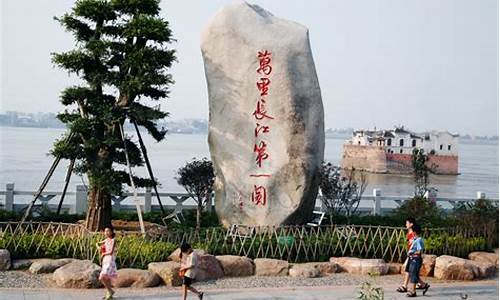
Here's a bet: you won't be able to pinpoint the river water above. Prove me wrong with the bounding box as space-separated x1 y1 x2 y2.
0 127 498 202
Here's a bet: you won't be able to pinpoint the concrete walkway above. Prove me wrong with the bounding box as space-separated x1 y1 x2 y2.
0 281 497 300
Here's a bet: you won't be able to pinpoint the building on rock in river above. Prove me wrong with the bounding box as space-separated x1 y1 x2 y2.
341 126 459 175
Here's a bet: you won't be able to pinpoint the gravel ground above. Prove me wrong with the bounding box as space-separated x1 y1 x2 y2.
0 270 481 290
0 271 52 288
194 274 446 290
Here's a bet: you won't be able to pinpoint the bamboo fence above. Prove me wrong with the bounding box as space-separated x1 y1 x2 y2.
0 222 497 268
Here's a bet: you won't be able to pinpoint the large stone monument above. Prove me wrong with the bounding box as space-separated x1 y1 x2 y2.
201 2 324 227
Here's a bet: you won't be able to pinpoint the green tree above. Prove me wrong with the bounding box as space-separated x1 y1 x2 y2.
411 148 435 197
391 196 445 227
319 162 367 223
51 0 175 231
176 158 215 231
452 198 499 228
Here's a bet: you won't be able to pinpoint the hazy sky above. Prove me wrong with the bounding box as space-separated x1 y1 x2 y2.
1 0 498 135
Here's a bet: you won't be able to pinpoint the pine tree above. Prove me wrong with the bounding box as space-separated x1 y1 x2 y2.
51 0 175 231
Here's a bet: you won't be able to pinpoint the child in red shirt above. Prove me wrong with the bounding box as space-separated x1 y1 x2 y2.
397 218 430 295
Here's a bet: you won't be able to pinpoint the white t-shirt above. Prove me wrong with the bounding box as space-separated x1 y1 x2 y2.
185 252 198 279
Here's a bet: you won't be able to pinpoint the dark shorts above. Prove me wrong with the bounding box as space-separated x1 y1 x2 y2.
408 256 422 284
183 276 194 287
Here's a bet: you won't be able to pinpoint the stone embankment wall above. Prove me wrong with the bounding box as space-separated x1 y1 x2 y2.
341 145 387 173
385 153 413 174
342 145 459 175
427 154 459 175
385 153 458 175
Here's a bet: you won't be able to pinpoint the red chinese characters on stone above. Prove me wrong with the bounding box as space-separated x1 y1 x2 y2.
253 141 269 168
257 50 272 75
251 185 267 206
249 50 274 207
254 123 270 137
256 78 271 96
252 99 274 120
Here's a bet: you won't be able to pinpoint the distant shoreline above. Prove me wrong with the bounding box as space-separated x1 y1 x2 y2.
1 125 498 145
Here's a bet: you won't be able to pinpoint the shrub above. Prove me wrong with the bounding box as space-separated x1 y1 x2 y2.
358 280 384 300
112 211 166 225
0 210 19 221
451 198 499 228
0 210 85 223
391 196 448 227
0 232 92 260
319 162 367 222
424 232 489 258
323 213 405 227
165 210 220 230
0 231 177 269
115 235 177 269
0 209 222 230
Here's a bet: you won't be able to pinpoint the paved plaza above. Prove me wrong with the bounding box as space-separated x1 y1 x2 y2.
0 281 497 300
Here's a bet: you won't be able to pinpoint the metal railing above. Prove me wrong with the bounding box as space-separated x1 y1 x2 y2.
0 183 498 215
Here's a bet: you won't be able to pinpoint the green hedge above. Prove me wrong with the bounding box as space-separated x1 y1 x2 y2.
424 233 489 258
0 223 495 266
0 209 221 229
0 232 177 269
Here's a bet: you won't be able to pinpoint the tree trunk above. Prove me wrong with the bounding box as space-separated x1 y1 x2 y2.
85 184 112 231
196 202 202 232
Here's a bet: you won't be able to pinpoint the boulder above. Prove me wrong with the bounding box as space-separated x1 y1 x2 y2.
0 249 11 270
330 257 388 275
470 260 496 278
468 252 498 267
168 248 182 262
254 258 289 276
434 255 480 280
387 262 402 275
113 268 160 288
420 254 437 277
289 262 337 278
216 255 254 277
402 255 436 276
196 254 224 281
11 259 33 270
52 260 101 288
29 258 75 274
168 248 207 263
148 261 182 286
202 2 324 227
289 264 320 278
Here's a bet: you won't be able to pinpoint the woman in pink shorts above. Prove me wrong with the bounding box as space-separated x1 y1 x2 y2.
96 226 118 300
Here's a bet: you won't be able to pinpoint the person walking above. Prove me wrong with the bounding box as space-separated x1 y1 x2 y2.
397 218 430 294
397 217 416 293
406 224 430 297
179 242 204 300
97 226 118 300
